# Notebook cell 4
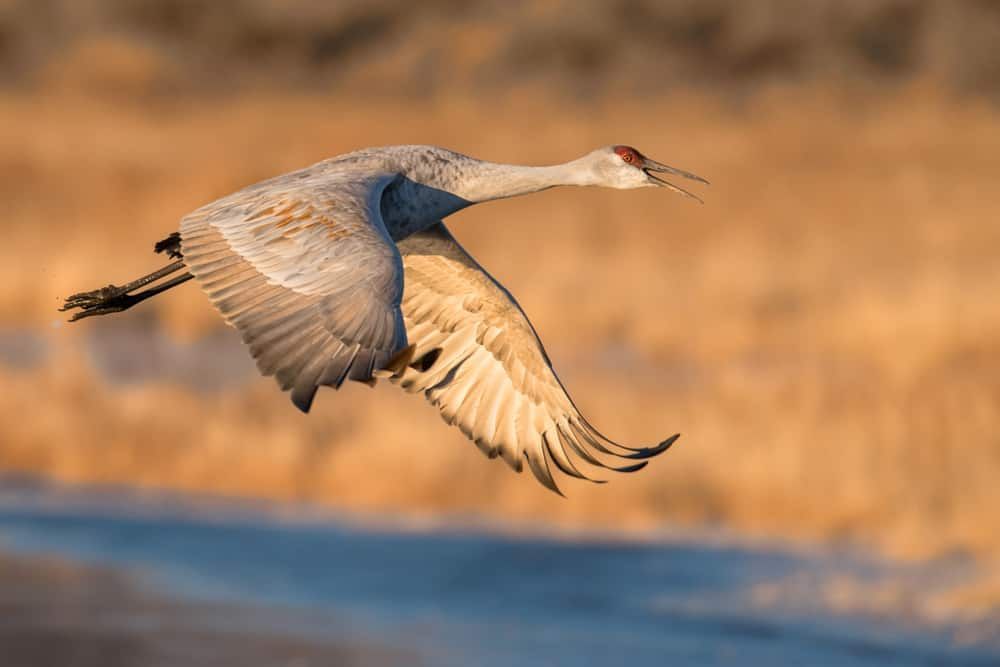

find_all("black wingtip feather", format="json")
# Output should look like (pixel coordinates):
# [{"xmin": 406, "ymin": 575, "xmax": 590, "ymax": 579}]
[
  {"xmin": 290, "ymin": 385, "xmax": 317, "ymax": 413},
  {"xmin": 615, "ymin": 460, "xmax": 649, "ymax": 474},
  {"xmin": 526, "ymin": 449, "xmax": 564, "ymax": 497},
  {"xmin": 621, "ymin": 433, "xmax": 680, "ymax": 460}
]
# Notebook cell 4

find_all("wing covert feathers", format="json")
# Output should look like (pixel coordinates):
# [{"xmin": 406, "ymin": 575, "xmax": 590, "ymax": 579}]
[
  {"xmin": 180, "ymin": 172, "xmax": 407, "ymax": 413},
  {"xmin": 395, "ymin": 222, "xmax": 676, "ymax": 494}
]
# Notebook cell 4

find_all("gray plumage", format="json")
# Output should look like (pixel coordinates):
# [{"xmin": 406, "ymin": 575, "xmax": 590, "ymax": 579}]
[{"xmin": 67, "ymin": 144, "xmax": 708, "ymax": 493}]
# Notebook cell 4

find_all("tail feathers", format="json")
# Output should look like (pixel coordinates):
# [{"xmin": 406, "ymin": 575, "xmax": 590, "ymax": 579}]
[{"xmin": 155, "ymin": 232, "xmax": 183, "ymax": 259}]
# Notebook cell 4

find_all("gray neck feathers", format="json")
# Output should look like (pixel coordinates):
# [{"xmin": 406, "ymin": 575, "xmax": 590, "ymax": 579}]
[
  {"xmin": 376, "ymin": 147, "xmax": 596, "ymax": 240},
  {"xmin": 443, "ymin": 158, "xmax": 595, "ymax": 203}
]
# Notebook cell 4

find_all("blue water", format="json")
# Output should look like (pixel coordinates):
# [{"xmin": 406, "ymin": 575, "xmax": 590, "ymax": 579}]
[{"xmin": 0, "ymin": 480, "xmax": 996, "ymax": 667}]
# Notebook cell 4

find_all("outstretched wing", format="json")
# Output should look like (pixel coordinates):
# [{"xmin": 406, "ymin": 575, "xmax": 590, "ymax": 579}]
[
  {"xmin": 394, "ymin": 222, "xmax": 677, "ymax": 494},
  {"xmin": 180, "ymin": 170, "xmax": 408, "ymax": 413}
]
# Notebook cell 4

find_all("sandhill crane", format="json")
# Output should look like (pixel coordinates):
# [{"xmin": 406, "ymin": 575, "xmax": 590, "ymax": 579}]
[{"xmin": 61, "ymin": 144, "xmax": 707, "ymax": 493}]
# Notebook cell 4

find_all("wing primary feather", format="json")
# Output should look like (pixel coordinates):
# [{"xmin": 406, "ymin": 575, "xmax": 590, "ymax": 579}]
[
  {"xmin": 568, "ymin": 418, "xmax": 676, "ymax": 461},
  {"xmin": 525, "ymin": 446, "xmax": 563, "ymax": 497},
  {"xmin": 291, "ymin": 381, "xmax": 319, "ymax": 413},
  {"xmin": 576, "ymin": 414, "xmax": 660, "ymax": 455},
  {"xmin": 542, "ymin": 430, "xmax": 601, "ymax": 482},
  {"xmin": 616, "ymin": 433, "xmax": 681, "ymax": 460},
  {"xmin": 568, "ymin": 418, "xmax": 635, "ymax": 459},
  {"xmin": 557, "ymin": 422, "xmax": 646, "ymax": 473},
  {"xmin": 348, "ymin": 346, "xmax": 377, "ymax": 382},
  {"xmin": 289, "ymin": 345, "xmax": 341, "ymax": 413},
  {"xmin": 318, "ymin": 344, "xmax": 359, "ymax": 389}
]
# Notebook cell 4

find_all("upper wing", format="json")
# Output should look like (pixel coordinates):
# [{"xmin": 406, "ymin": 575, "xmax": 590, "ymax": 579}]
[
  {"xmin": 394, "ymin": 222, "xmax": 677, "ymax": 494},
  {"xmin": 180, "ymin": 170, "xmax": 408, "ymax": 413}
]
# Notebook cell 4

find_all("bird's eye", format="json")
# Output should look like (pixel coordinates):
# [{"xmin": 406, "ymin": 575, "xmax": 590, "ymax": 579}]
[{"xmin": 622, "ymin": 153, "xmax": 633, "ymax": 163}]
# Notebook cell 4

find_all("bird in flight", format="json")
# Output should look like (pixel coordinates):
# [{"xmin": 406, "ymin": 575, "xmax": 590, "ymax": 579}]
[{"xmin": 61, "ymin": 144, "xmax": 708, "ymax": 494}]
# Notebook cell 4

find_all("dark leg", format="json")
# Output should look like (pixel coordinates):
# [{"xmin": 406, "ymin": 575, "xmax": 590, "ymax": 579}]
[
  {"xmin": 60, "ymin": 261, "xmax": 193, "ymax": 322},
  {"xmin": 61, "ymin": 260, "xmax": 185, "ymax": 310}
]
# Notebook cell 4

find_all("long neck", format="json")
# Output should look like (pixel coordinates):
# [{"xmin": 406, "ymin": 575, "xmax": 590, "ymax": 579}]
[
  {"xmin": 445, "ymin": 158, "xmax": 595, "ymax": 203},
  {"xmin": 377, "ymin": 150, "xmax": 597, "ymax": 240}
]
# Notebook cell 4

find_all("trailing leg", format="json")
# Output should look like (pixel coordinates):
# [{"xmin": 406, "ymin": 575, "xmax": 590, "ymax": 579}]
[{"xmin": 60, "ymin": 232, "xmax": 193, "ymax": 322}]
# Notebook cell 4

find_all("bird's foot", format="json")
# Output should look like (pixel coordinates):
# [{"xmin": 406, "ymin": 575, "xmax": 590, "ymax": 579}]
[
  {"xmin": 60, "ymin": 284, "xmax": 139, "ymax": 321},
  {"xmin": 59, "ymin": 259, "xmax": 191, "ymax": 323}
]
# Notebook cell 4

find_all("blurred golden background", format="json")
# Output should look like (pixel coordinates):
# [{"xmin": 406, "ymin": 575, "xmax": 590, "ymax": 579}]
[{"xmin": 2, "ymin": 0, "xmax": 1000, "ymax": 614}]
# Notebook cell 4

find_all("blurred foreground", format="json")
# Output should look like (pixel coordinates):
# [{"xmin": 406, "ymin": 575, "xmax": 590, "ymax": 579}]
[
  {"xmin": 0, "ymin": 552, "xmax": 409, "ymax": 667},
  {"xmin": 1, "ymin": 478, "xmax": 998, "ymax": 666}
]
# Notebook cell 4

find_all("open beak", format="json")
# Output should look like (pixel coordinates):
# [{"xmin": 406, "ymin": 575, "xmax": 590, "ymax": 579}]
[{"xmin": 642, "ymin": 158, "xmax": 709, "ymax": 203}]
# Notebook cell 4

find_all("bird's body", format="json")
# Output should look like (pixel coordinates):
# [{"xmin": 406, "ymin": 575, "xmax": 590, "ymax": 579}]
[{"xmin": 62, "ymin": 144, "xmax": 707, "ymax": 493}]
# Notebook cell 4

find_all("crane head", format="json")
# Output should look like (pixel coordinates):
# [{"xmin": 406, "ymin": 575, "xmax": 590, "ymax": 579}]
[{"xmin": 599, "ymin": 145, "xmax": 708, "ymax": 202}]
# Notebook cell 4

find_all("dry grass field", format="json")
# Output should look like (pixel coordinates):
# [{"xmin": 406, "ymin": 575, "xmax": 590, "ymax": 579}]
[{"xmin": 1, "ymin": 81, "xmax": 998, "ymax": 601}]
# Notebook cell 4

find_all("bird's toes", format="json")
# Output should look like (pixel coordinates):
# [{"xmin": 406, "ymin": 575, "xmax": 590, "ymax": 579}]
[{"xmin": 60, "ymin": 284, "xmax": 131, "ymax": 312}]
